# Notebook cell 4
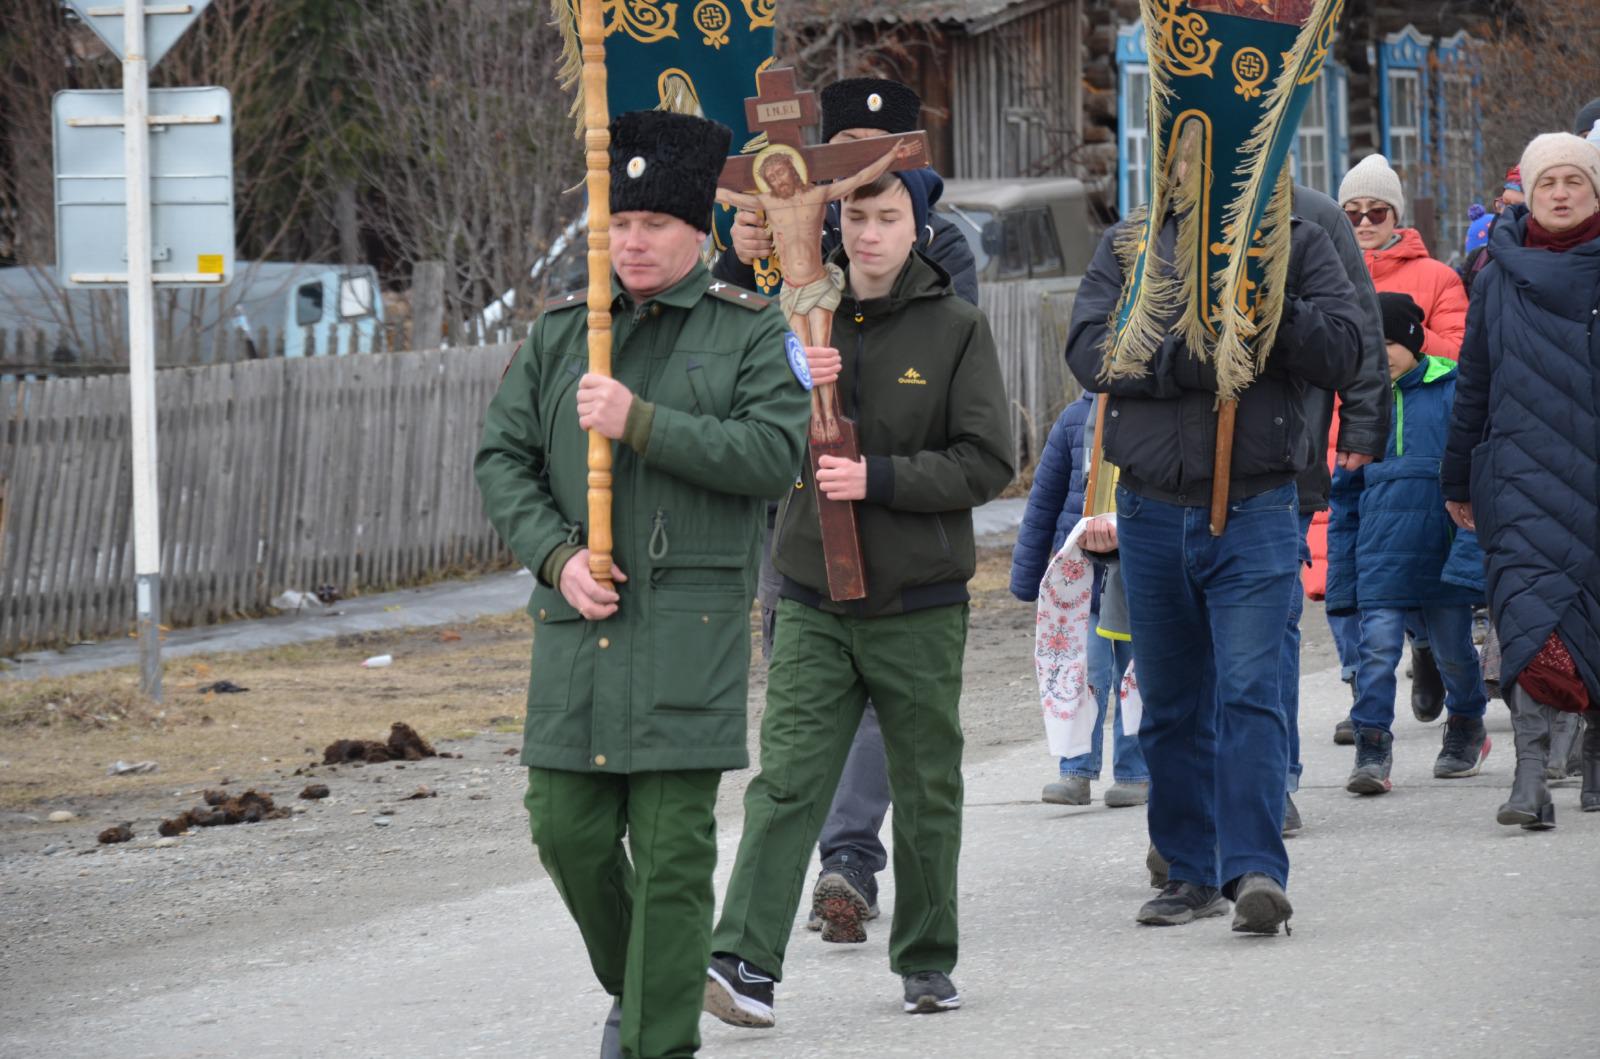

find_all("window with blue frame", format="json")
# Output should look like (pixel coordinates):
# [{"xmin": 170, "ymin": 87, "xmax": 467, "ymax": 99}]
[
  {"xmin": 1436, "ymin": 32, "xmax": 1483, "ymax": 259},
  {"xmin": 1116, "ymin": 25, "xmax": 1150, "ymax": 217},
  {"xmin": 1117, "ymin": 22, "xmax": 1348, "ymax": 214},
  {"xmin": 1378, "ymin": 26, "xmax": 1431, "ymax": 228}
]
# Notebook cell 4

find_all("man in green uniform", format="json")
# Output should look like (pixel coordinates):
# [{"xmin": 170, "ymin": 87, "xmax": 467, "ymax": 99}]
[
  {"xmin": 703, "ymin": 166, "xmax": 1015, "ymax": 1025},
  {"xmin": 474, "ymin": 110, "xmax": 811, "ymax": 1059}
]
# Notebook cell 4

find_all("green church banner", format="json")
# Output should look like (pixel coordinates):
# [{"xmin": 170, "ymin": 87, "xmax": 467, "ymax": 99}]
[
  {"xmin": 553, "ymin": 1, "xmax": 780, "ymax": 291},
  {"xmin": 1106, "ymin": 0, "xmax": 1344, "ymax": 401}
]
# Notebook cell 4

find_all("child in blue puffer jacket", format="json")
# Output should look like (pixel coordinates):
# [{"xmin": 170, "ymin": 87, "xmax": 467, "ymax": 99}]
[
  {"xmin": 1326, "ymin": 292, "xmax": 1490, "ymax": 796},
  {"xmin": 1011, "ymin": 393, "xmax": 1148, "ymax": 809}
]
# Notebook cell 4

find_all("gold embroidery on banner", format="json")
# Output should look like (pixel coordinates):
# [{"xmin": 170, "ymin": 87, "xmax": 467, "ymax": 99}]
[
  {"xmin": 1232, "ymin": 47, "xmax": 1269, "ymax": 100},
  {"xmin": 1296, "ymin": 0, "xmax": 1340, "ymax": 85},
  {"xmin": 693, "ymin": 1, "xmax": 731, "ymax": 48},
  {"xmin": 603, "ymin": 0, "xmax": 679, "ymax": 44},
  {"xmin": 657, "ymin": 68, "xmax": 703, "ymax": 114},
  {"xmin": 739, "ymin": 0, "xmax": 775, "ymax": 29},
  {"xmin": 1151, "ymin": 0, "xmax": 1221, "ymax": 79}
]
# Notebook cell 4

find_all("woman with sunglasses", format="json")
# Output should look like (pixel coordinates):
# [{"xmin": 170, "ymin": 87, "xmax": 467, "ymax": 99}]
[{"xmin": 1338, "ymin": 154, "xmax": 1469, "ymax": 360}]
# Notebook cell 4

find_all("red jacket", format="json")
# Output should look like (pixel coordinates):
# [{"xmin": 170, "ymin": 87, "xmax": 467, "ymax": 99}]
[{"xmin": 1363, "ymin": 228, "xmax": 1469, "ymax": 359}]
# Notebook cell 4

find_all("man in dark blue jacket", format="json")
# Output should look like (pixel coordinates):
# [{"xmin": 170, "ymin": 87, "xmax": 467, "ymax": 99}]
[{"xmin": 1066, "ymin": 207, "xmax": 1363, "ymax": 935}]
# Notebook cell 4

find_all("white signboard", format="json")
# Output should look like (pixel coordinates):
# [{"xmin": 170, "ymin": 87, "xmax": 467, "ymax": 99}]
[{"xmin": 65, "ymin": 1, "xmax": 214, "ymax": 67}]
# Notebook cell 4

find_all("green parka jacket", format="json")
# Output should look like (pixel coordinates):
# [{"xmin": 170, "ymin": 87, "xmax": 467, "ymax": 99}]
[
  {"xmin": 773, "ymin": 249, "xmax": 1015, "ymax": 618},
  {"xmin": 475, "ymin": 265, "xmax": 811, "ymax": 773}
]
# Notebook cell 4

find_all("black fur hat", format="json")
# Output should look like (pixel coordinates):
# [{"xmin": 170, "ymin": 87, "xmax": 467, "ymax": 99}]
[
  {"xmin": 609, "ymin": 110, "xmax": 733, "ymax": 232},
  {"xmin": 821, "ymin": 78, "xmax": 922, "ymax": 142}
]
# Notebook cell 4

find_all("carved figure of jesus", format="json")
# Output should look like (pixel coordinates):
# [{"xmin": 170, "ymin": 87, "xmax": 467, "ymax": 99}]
[{"xmin": 715, "ymin": 139, "xmax": 914, "ymax": 436}]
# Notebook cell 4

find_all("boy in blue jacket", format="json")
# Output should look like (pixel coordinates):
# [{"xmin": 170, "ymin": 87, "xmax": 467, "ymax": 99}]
[
  {"xmin": 1326, "ymin": 293, "xmax": 1491, "ymax": 794},
  {"xmin": 1010, "ymin": 393, "xmax": 1148, "ymax": 808}
]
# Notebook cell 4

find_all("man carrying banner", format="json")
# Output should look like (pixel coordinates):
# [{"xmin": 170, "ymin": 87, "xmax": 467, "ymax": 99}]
[
  {"xmin": 1065, "ymin": 0, "xmax": 1362, "ymax": 935},
  {"xmin": 475, "ymin": 109, "xmax": 810, "ymax": 1058}
]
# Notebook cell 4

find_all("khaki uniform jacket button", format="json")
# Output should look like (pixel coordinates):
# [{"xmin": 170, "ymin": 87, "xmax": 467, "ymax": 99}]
[
  {"xmin": 594, "ymin": 754, "xmax": 607, "ymax": 767},
  {"xmin": 538, "ymin": 608, "xmax": 547, "ymax": 621},
  {"xmin": 599, "ymin": 637, "xmax": 611, "ymax": 649}
]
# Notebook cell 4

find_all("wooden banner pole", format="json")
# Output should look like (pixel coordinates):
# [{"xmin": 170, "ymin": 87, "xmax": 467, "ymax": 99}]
[{"xmin": 578, "ymin": 0, "xmax": 614, "ymax": 589}]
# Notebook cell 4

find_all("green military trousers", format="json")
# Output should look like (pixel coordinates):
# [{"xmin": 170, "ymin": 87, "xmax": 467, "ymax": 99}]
[
  {"xmin": 710, "ymin": 599, "xmax": 968, "ymax": 980},
  {"xmin": 525, "ymin": 767, "xmax": 720, "ymax": 1059}
]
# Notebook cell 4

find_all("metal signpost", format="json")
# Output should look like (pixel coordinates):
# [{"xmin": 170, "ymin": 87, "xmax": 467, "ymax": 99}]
[{"xmin": 58, "ymin": 1, "xmax": 224, "ymax": 699}]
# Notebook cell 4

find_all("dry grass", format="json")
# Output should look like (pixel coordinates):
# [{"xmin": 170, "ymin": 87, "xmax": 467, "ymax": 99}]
[
  {"xmin": 0, "ymin": 612, "xmax": 536, "ymax": 810},
  {"xmin": 0, "ymin": 548, "xmax": 1021, "ymax": 812}
]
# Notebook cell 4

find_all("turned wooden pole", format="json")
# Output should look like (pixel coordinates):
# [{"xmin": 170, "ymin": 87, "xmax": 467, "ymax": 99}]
[
  {"xmin": 579, "ymin": 0, "xmax": 614, "ymax": 590},
  {"xmin": 1209, "ymin": 399, "xmax": 1238, "ymax": 536}
]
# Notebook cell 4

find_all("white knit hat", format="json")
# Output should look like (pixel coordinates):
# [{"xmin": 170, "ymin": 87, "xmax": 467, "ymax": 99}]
[
  {"xmin": 1520, "ymin": 132, "xmax": 1600, "ymax": 198},
  {"xmin": 1338, "ymin": 154, "xmax": 1405, "ymax": 221}
]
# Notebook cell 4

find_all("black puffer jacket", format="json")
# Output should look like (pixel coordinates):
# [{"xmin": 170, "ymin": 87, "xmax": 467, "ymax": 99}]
[
  {"xmin": 1064, "ymin": 215, "xmax": 1364, "ymax": 505},
  {"xmin": 712, "ymin": 204, "xmax": 980, "ymax": 306},
  {"xmin": 1290, "ymin": 185, "xmax": 1390, "ymax": 514}
]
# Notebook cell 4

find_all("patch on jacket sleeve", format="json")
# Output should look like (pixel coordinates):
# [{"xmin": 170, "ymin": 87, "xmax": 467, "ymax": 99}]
[
  {"xmin": 784, "ymin": 332, "xmax": 813, "ymax": 391},
  {"xmin": 704, "ymin": 281, "xmax": 770, "ymax": 310}
]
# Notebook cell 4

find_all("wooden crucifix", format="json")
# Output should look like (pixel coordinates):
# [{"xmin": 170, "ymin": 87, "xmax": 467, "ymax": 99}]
[{"xmin": 716, "ymin": 67, "xmax": 929, "ymax": 602}]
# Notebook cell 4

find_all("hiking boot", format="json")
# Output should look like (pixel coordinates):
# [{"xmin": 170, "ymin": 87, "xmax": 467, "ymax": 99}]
[
  {"xmin": 1146, "ymin": 842, "xmax": 1169, "ymax": 889},
  {"xmin": 1136, "ymin": 881, "xmax": 1229, "ymax": 926},
  {"xmin": 1346, "ymin": 727, "xmax": 1394, "ymax": 795},
  {"xmin": 1230, "ymin": 873, "xmax": 1293, "ymax": 936},
  {"xmin": 1042, "ymin": 774, "xmax": 1090, "ymax": 805},
  {"xmin": 811, "ymin": 858, "xmax": 879, "ymax": 944},
  {"xmin": 1104, "ymin": 780, "xmax": 1149, "ymax": 808},
  {"xmin": 704, "ymin": 953, "xmax": 776, "ymax": 1029},
  {"xmin": 902, "ymin": 971, "xmax": 961, "ymax": 1014},
  {"xmin": 599, "ymin": 998, "xmax": 621, "ymax": 1059},
  {"xmin": 1434, "ymin": 715, "xmax": 1491, "ymax": 778},
  {"xmin": 1333, "ymin": 714, "xmax": 1355, "ymax": 745},
  {"xmin": 1410, "ymin": 645, "xmax": 1446, "ymax": 722},
  {"xmin": 1282, "ymin": 793, "xmax": 1303, "ymax": 837}
]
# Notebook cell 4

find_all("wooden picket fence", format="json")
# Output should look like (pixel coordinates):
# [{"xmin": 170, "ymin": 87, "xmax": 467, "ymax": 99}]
[
  {"xmin": 982, "ymin": 278, "xmax": 1082, "ymax": 467},
  {"xmin": 0, "ymin": 345, "xmax": 515, "ymax": 655}
]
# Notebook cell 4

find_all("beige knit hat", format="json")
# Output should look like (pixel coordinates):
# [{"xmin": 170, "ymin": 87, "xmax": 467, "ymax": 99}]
[
  {"xmin": 1519, "ymin": 132, "xmax": 1600, "ymax": 198},
  {"xmin": 1338, "ymin": 154, "xmax": 1405, "ymax": 220}
]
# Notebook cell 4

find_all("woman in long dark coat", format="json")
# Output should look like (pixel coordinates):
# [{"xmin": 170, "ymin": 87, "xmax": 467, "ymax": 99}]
[{"xmin": 1442, "ymin": 132, "xmax": 1600, "ymax": 829}]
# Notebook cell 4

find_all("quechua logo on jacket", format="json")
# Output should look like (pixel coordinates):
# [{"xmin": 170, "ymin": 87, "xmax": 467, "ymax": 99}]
[{"xmin": 899, "ymin": 367, "xmax": 927, "ymax": 386}]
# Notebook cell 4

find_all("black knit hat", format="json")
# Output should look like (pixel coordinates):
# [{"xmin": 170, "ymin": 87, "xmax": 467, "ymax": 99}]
[
  {"xmin": 609, "ymin": 110, "xmax": 733, "ymax": 232},
  {"xmin": 1574, "ymin": 97, "xmax": 1600, "ymax": 136},
  {"xmin": 1378, "ymin": 291, "xmax": 1425, "ymax": 356},
  {"xmin": 821, "ymin": 78, "xmax": 922, "ymax": 142}
]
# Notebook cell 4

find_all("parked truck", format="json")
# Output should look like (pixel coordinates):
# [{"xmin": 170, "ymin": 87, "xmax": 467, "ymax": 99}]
[{"xmin": 0, "ymin": 262, "xmax": 383, "ymax": 375}]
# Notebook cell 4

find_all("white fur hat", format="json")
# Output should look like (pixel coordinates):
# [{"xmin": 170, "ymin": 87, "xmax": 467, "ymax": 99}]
[
  {"xmin": 1338, "ymin": 154, "xmax": 1405, "ymax": 220},
  {"xmin": 1520, "ymin": 132, "xmax": 1600, "ymax": 198}
]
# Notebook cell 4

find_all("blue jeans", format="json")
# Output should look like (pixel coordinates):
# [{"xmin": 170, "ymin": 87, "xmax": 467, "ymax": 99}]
[
  {"xmin": 1281, "ymin": 514, "xmax": 1314, "ymax": 794},
  {"xmin": 1117, "ymin": 482, "xmax": 1300, "ymax": 893},
  {"xmin": 1328, "ymin": 611, "xmax": 1362, "ymax": 682},
  {"xmin": 1059, "ymin": 618, "xmax": 1148, "ymax": 782},
  {"xmin": 1352, "ymin": 605, "xmax": 1487, "ymax": 732}
]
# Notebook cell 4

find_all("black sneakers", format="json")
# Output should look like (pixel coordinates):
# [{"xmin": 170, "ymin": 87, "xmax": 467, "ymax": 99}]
[
  {"xmin": 1346, "ymin": 727, "xmax": 1394, "ymax": 794},
  {"xmin": 1136, "ymin": 881, "xmax": 1229, "ymax": 926},
  {"xmin": 810, "ymin": 858, "xmax": 879, "ymax": 944},
  {"xmin": 902, "ymin": 970, "xmax": 961, "ymax": 1014},
  {"xmin": 1434, "ymin": 715, "xmax": 1491, "ymax": 778},
  {"xmin": 1230, "ymin": 873, "xmax": 1293, "ymax": 935},
  {"xmin": 704, "ymin": 953, "xmax": 776, "ymax": 1029}
]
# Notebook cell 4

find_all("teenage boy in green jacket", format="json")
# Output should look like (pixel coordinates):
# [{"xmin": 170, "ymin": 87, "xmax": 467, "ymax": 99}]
[
  {"xmin": 475, "ymin": 111, "xmax": 810, "ymax": 1059},
  {"xmin": 703, "ymin": 167, "xmax": 1015, "ymax": 1025}
]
